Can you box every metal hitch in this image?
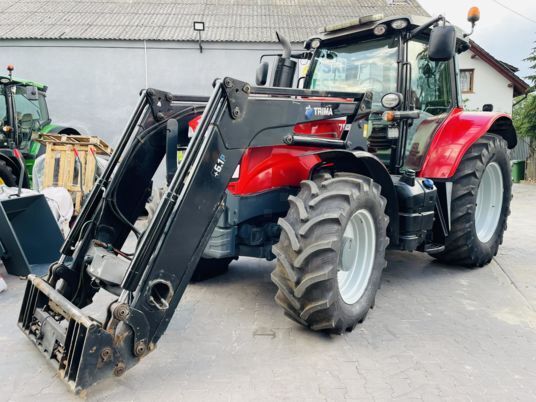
[18,275,120,394]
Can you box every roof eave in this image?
[469,40,530,96]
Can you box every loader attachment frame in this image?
[18,77,370,393]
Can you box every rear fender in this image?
[41,124,82,136]
[311,150,399,246]
[420,110,517,179]
[0,151,28,187]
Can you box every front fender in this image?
[419,109,517,179]
[311,149,400,246]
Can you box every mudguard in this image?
[419,108,516,179]
[41,124,82,135]
[0,151,29,187]
[311,149,400,246]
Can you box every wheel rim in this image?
[475,161,503,243]
[338,209,376,305]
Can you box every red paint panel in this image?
[228,146,322,195]
[229,119,345,195]
[419,109,512,179]
[188,115,202,131]
[189,115,344,196]
[293,119,345,138]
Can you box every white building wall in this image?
[458,50,514,114]
[0,40,296,145]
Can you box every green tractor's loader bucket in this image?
[0,194,64,276]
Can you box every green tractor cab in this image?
[0,65,81,186]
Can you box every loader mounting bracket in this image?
[222,77,250,120]
[146,88,174,122]
[109,302,150,357]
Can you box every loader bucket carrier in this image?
[18,79,371,393]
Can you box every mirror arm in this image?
[463,23,475,38]
[259,53,282,63]
[407,15,444,41]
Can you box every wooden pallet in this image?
[37,134,113,155]
[39,135,112,214]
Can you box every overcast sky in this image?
[418,0,535,83]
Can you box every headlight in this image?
[381,93,402,109]
[391,19,408,30]
[373,24,387,36]
[310,38,321,49]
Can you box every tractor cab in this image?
[257,12,479,175]
[303,14,472,174]
[0,65,81,186]
[0,66,51,150]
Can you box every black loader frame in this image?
[18,78,373,393]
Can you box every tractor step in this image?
[424,243,445,254]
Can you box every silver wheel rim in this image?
[475,161,503,243]
[338,209,376,305]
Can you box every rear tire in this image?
[0,160,17,187]
[432,134,511,267]
[145,187,234,282]
[271,172,389,334]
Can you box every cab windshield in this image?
[307,37,399,106]
[13,86,49,125]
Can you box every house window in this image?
[460,69,474,93]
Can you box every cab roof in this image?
[311,14,469,50]
[0,76,47,91]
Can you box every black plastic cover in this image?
[428,25,456,62]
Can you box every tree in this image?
[525,43,536,91]
[512,43,536,157]
[513,94,536,139]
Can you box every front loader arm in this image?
[18,78,369,393]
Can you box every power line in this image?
[491,0,536,25]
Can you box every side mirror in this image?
[256,62,269,86]
[482,104,493,112]
[428,25,456,62]
[25,85,39,101]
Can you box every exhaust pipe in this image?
[272,32,297,88]
[276,31,292,59]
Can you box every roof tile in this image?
[0,0,429,41]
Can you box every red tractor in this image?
[192,11,515,330]
[19,10,516,392]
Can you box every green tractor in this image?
[0,65,81,187]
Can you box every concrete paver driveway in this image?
[1,184,535,401]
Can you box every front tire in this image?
[432,134,511,267]
[271,172,389,334]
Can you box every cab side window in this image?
[408,41,453,116]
